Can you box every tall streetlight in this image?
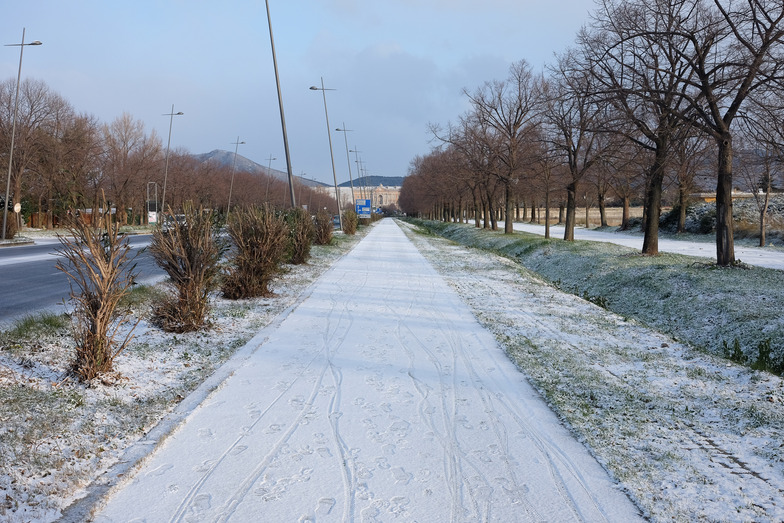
[264,154,277,202]
[350,149,364,199]
[160,105,183,220]
[349,148,364,200]
[226,137,245,219]
[309,77,342,231]
[2,28,42,241]
[335,124,356,204]
[264,0,297,208]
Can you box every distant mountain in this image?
[339,175,405,188]
[193,150,328,188]
[193,151,404,188]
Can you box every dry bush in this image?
[1,201,18,239]
[342,209,358,235]
[314,208,334,245]
[222,205,289,299]
[148,206,224,333]
[286,207,315,264]
[55,204,139,381]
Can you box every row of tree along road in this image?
[0,82,340,240]
[400,0,784,266]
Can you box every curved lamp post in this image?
[2,29,42,241]
[335,125,356,204]
[160,105,183,220]
[226,137,245,219]
[309,78,342,231]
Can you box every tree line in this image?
[399,0,784,266]
[0,78,336,237]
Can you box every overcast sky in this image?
[1,1,594,186]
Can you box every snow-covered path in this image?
[91,220,641,522]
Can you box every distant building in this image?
[335,183,401,211]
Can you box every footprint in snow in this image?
[316,497,336,515]
[146,463,173,477]
[391,467,413,485]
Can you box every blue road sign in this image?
[356,199,371,218]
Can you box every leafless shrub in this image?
[314,208,334,245]
[286,207,314,264]
[55,202,139,381]
[148,205,224,333]
[222,205,289,299]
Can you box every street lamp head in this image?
[309,86,319,90]
[175,111,184,115]
[29,41,42,46]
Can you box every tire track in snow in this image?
[381,239,545,522]
[213,265,367,521]
[399,220,627,522]
[391,289,545,522]
[165,326,334,523]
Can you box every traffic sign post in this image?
[355,199,371,219]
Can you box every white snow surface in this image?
[510,222,784,269]
[91,220,642,522]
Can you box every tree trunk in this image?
[564,182,577,241]
[760,188,770,247]
[504,184,514,234]
[487,191,497,230]
[544,190,551,239]
[620,196,630,231]
[558,203,564,225]
[584,199,590,229]
[677,183,688,234]
[598,192,607,227]
[473,190,481,228]
[642,148,666,255]
[715,136,735,266]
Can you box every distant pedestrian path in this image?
[510,222,784,270]
[91,219,642,522]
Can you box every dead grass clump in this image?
[314,208,334,245]
[55,204,139,382]
[222,205,289,299]
[148,206,224,333]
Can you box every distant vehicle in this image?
[332,215,341,227]
[161,214,187,232]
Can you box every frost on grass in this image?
[0,231,362,523]
[401,220,784,522]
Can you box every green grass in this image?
[4,312,69,340]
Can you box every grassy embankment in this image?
[410,219,784,374]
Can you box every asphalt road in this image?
[0,234,163,327]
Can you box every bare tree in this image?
[642,0,784,265]
[464,60,541,233]
[101,113,161,225]
[543,51,607,241]
[0,79,65,234]
[583,0,697,254]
